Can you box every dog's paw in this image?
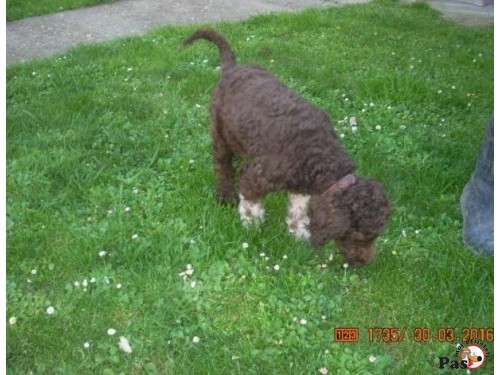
[238,193,265,227]
[217,193,237,206]
[287,216,311,241]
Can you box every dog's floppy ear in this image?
[329,206,351,238]
[310,202,351,246]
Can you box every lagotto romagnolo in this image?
[184,29,390,266]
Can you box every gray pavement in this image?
[6,0,494,65]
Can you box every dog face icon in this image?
[461,345,486,369]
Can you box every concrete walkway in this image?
[6,0,494,65]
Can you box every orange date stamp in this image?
[333,327,493,343]
[413,327,493,343]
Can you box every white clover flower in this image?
[319,367,329,375]
[180,264,194,279]
[195,104,202,108]
[190,280,197,288]
[273,264,280,271]
[283,255,288,260]
[74,281,80,287]
[349,117,357,127]
[9,317,17,325]
[192,336,200,344]
[343,263,349,269]
[98,251,107,257]
[124,206,131,212]
[351,126,358,133]
[107,328,117,336]
[131,234,138,240]
[82,279,88,287]
[369,354,377,363]
[259,252,266,257]
[242,242,249,249]
[375,125,382,131]
[90,278,96,284]
[46,306,56,315]
[116,283,122,289]
[83,342,91,349]
[321,315,327,320]
[118,336,133,354]
[31,269,37,275]
[300,319,307,325]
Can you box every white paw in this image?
[286,193,311,240]
[239,193,265,227]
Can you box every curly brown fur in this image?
[184,29,390,266]
[310,179,390,265]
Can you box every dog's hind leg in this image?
[238,157,287,227]
[238,193,265,227]
[237,158,271,226]
[211,111,236,205]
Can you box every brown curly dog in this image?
[184,29,390,266]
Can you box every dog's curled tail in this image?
[183,29,236,73]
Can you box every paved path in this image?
[6,0,494,65]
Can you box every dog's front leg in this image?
[286,193,311,240]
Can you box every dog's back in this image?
[184,29,339,158]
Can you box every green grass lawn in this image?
[6,0,116,21]
[6,1,493,373]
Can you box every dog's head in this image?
[309,176,390,266]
